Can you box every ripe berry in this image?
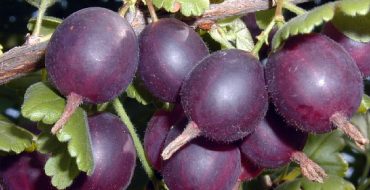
[71,113,136,190]
[240,109,327,182]
[162,49,267,159]
[139,18,209,102]
[143,106,185,171]
[265,33,367,148]
[0,153,53,190]
[46,7,138,134]
[162,124,241,190]
[322,22,370,77]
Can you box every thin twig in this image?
[194,0,310,28]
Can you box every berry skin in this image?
[46,7,138,104]
[45,7,138,133]
[71,113,136,190]
[0,153,53,190]
[181,49,268,142]
[265,34,363,135]
[240,109,308,168]
[144,106,185,171]
[139,18,209,102]
[162,124,241,190]
[239,109,327,182]
[322,22,370,77]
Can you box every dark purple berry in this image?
[139,18,209,102]
[46,7,138,103]
[46,7,138,133]
[71,113,136,190]
[322,22,370,77]
[0,153,53,190]
[181,49,267,142]
[240,110,307,168]
[265,33,367,147]
[144,106,185,171]
[162,124,241,190]
[240,109,326,182]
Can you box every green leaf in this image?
[27,16,62,37]
[56,108,94,175]
[0,117,34,153]
[37,125,61,154]
[272,0,370,50]
[126,79,154,105]
[37,126,85,190]
[255,8,275,30]
[153,0,209,16]
[271,2,336,50]
[25,0,57,8]
[21,82,64,125]
[22,82,94,174]
[337,0,370,16]
[331,12,370,43]
[275,175,355,190]
[209,18,254,52]
[358,95,370,113]
[303,131,348,177]
[45,147,80,189]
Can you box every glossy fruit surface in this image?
[181,49,268,142]
[265,33,363,133]
[139,18,209,102]
[143,106,185,171]
[0,153,53,190]
[46,7,138,103]
[322,22,370,77]
[71,113,136,190]
[162,125,241,190]
[240,109,308,168]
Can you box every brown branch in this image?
[194,0,311,28]
[0,0,310,85]
[0,41,47,85]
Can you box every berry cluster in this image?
[141,9,369,190]
[1,5,369,190]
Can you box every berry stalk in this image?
[330,112,369,150]
[251,19,276,57]
[32,0,47,37]
[51,92,83,134]
[146,0,158,22]
[291,151,327,183]
[161,121,201,160]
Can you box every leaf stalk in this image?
[112,98,158,187]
